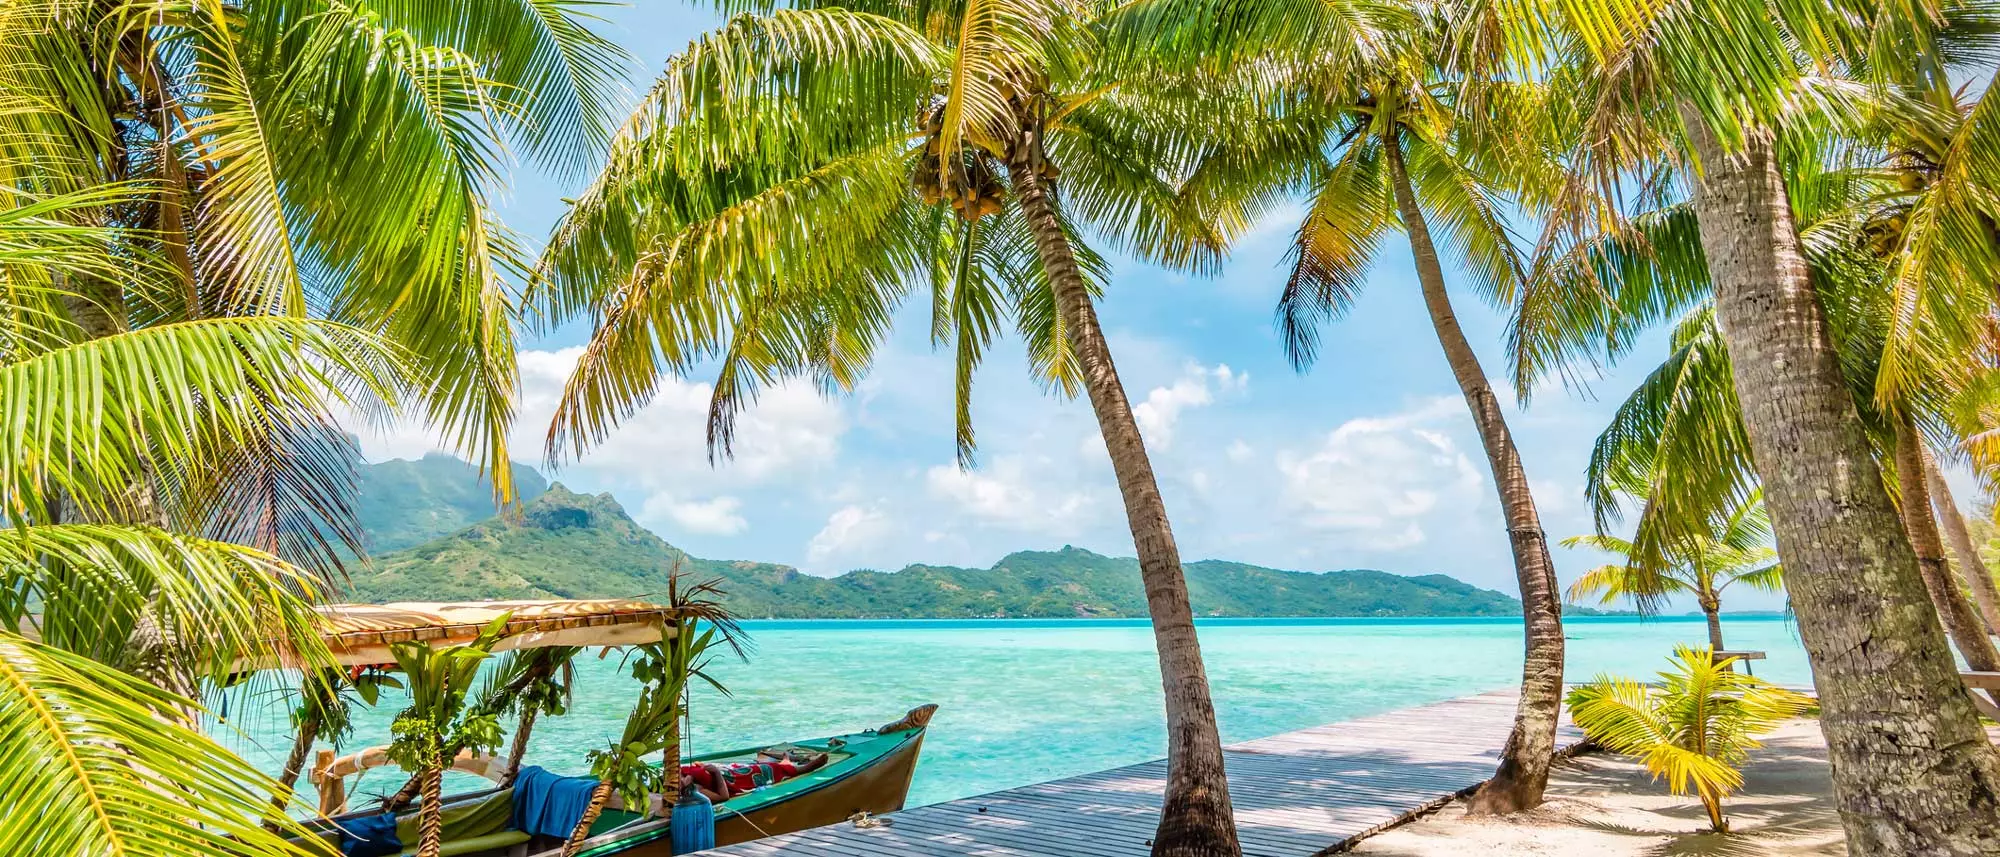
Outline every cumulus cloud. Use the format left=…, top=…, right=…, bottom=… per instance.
left=351, top=347, right=845, bottom=493
left=1083, top=362, right=1248, bottom=453
left=806, top=504, right=893, bottom=567
left=1275, top=398, right=1486, bottom=551
left=641, top=493, right=748, bottom=536
left=924, top=455, right=1104, bottom=533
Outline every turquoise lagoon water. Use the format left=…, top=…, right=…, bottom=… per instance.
left=219, top=615, right=1810, bottom=809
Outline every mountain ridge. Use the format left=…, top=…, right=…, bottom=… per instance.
left=345, top=476, right=1534, bottom=618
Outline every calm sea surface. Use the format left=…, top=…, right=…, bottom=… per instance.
left=217, top=615, right=1810, bottom=809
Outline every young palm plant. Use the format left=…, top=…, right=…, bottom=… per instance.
left=1563, top=490, right=1783, bottom=649
left=564, top=575, right=744, bottom=856
left=385, top=615, right=514, bottom=857
left=535, top=4, right=1288, bottom=852
left=1568, top=646, right=1812, bottom=832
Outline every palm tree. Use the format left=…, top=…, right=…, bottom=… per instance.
left=1568, top=646, right=1812, bottom=832
left=1509, top=0, right=2000, bottom=842
left=386, top=616, right=512, bottom=857
left=1, top=0, right=627, bottom=516
left=1563, top=491, right=1783, bottom=649
left=0, top=1, right=626, bottom=852
left=1103, top=0, right=1569, bottom=812
left=0, top=188, right=408, bottom=854
left=535, top=5, right=1278, bottom=853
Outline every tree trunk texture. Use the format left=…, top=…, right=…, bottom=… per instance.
left=562, top=781, right=616, bottom=856
left=660, top=718, right=682, bottom=815
left=1007, top=130, right=1240, bottom=857
left=1895, top=422, right=2000, bottom=698
left=1701, top=596, right=1726, bottom=651
left=1681, top=106, right=2000, bottom=855
left=1382, top=134, right=1564, bottom=816
left=1927, top=450, right=2000, bottom=636
left=503, top=706, right=540, bottom=787
left=417, top=766, right=444, bottom=857
left=269, top=716, right=319, bottom=822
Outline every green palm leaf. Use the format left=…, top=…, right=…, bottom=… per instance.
left=0, top=631, right=331, bottom=857
left=0, top=317, right=410, bottom=529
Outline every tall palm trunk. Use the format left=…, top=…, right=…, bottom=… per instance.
left=1382, top=133, right=1565, bottom=815
left=1680, top=108, right=2000, bottom=854
left=416, top=766, right=445, bottom=857
left=1894, top=418, right=2000, bottom=681
left=1006, top=128, right=1239, bottom=857
left=1927, top=451, right=2000, bottom=635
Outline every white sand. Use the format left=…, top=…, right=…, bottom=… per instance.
left=1350, top=720, right=1844, bottom=856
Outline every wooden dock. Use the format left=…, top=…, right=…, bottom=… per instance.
left=703, top=690, right=1586, bottom=857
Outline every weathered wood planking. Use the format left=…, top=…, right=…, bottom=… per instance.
left=698, top=690, right=1585, bottom=857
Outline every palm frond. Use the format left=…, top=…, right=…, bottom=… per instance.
left=0, top=318, right=410, bottom=527
left=1277, top=126, right=1392, bottom=369
left=0, top=632, right=331, bottom=857
left=0, top=524, right=334, bottom=683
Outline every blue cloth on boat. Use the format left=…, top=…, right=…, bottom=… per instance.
left=670, top=788, right=716, bottom=854
left=510, top=764, right=602, bottom=839
left=338, top=811, right=401, bottom=857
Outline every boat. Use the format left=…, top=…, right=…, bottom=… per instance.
left=274, top=598, right=934, bottom=856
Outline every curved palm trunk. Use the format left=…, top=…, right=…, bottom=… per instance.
left=1680, top=109, right=2000, bottom=854
left=562, top=781, right=617, bottom=856
left=1894, top=419, right=2000, bottom=683
left=1382, top=136, right=1564, bottom=815
left=270, top=716, right=319, bottom=820
left=502, top=707, right=539, bottom=787
left=416, top=766, right=445, bottom=857
left=1926, top=451, right=2000, bottom=635
left=1007, top=132, right=1240, bottom=857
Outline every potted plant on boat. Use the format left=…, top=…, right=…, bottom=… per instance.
left=564, top=575, right=742, bottom=856
left=387, top=614, right=512, bottom=857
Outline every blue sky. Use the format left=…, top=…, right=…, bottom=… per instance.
left=350, top=2, right=1814, bottom=611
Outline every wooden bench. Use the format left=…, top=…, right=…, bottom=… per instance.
left=1962, top=671, right=2000, bottom=720
left=1712, top=650, right=1767, bottom=675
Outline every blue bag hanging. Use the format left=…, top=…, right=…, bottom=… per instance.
left=670, top=787, right=716, bottom=854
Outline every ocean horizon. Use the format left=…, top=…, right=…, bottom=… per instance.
left=222, top=614, right=1809, bottom=811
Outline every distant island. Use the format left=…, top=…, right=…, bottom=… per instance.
left=342, top=454, right=1568, bottom=619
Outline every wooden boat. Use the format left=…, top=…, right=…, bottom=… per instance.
left=287, top=599, right=935, bottom=857
left=566, top=706, right=934, bottom=855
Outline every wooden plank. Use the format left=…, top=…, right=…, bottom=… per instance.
left=1961, top=670, right=2000, bottom=690
left=697, top=689, right=1584, bottom=857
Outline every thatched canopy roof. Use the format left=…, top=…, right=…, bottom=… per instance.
left=316, top=598, right=675, bottom=666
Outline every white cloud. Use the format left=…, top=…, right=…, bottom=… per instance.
left=1225, top=439, right=1254, bottom=462
left=352, top=347, right=847, bottom=493
left=806, top=504, right=893, bottom=568
left=1275, top=398, right=1486, bottom=551
left=641, top=493, right=748, bottom=536
left=925, top=456, right=1102, bottom=533
left=1129, top=363, right=1247, bottom=451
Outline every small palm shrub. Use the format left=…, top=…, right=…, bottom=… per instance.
left=1566, top=646, right=1810, bottom=832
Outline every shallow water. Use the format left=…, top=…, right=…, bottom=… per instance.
left=217, top=615, right=1808, bottom=809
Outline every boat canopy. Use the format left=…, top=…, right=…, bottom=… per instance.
left=317, top=599, right=677, bottom=666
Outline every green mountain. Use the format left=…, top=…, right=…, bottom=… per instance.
left=345, top=483, right=1526, bottom=618
left=353, top=452, right=549, bottom=555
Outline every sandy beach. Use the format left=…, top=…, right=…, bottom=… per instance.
left=1351, top=719, right=1843, bottom=856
